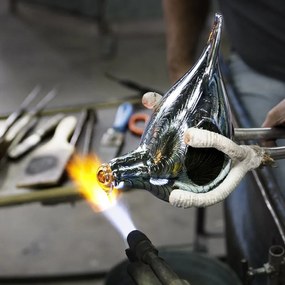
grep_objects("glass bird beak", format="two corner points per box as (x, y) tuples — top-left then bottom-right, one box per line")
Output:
(97, 163), (114, 192)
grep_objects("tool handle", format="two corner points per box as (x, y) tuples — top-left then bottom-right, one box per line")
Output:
(265, 146), (285, 160)
(37, 113), (65, 137)
(8, 116), (38, 150)
(113, 102), (133, 132)
(0, 110), (23, 138)
(234, 127), (285, 141)
(70, 110), (88, 146)
(8, 135), (39, 159)
(5, 114), (34, 142)
(53, 116), (77, 143)
(82, 109), (96, 154)
(8, 114), (64, 159)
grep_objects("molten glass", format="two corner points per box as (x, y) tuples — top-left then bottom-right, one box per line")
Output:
(67, 154), (119, 212)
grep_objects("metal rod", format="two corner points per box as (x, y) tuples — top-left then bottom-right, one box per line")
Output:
(0, 186), (80, 207)
(234, 127), (285, 141)
(265, 147), (285, 160)
(70, 109), (88, 147)
(82, 109), (97, 155)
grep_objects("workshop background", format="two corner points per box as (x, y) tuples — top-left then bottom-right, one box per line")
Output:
(0, 1), (228, 284)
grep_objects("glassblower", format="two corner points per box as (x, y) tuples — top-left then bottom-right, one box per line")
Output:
(96, 13), (284, 208)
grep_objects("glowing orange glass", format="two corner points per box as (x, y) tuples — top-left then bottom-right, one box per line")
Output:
(67, 154), (119, 212)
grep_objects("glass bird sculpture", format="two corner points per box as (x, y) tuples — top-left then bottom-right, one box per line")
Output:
(97, 13), (234, 203)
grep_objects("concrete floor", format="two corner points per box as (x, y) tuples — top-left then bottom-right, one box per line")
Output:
(0, 2), (226, 284)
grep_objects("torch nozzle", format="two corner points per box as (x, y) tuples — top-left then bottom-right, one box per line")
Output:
(126, 230), (190, 285)
(97, 163), (114, 192)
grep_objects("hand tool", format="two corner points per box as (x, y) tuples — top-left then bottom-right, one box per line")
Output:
(40, 110), (96, 205)
(17, 115), (77, 188)
(69, 108), (97, 155)
(69, 109), (89, 147)
(6, 88), (57, 142)
(82, 109), (97, 155)
(0, 88), (56, 160)
(99, 102), (133, 162)
(8, 113), (65, 159)
(0, 85), (41, 139)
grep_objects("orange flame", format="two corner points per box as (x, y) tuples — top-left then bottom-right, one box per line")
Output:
(67, 154), (119, 212)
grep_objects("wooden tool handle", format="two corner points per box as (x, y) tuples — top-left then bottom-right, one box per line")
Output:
(53, 116), (77, 143)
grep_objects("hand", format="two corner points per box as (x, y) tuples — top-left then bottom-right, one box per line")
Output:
(262, 99), (285, 127)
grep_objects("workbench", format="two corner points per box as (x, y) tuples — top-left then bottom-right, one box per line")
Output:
(0, 97), (142, 207)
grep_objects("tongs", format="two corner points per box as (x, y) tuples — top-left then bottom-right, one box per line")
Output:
(0, 86), (56, 159)
(234, 127), (285, 160)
